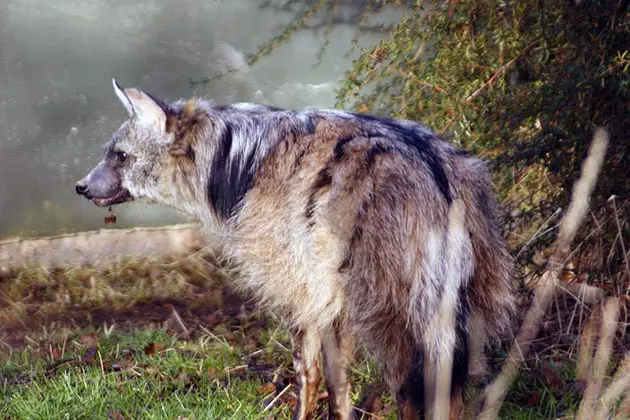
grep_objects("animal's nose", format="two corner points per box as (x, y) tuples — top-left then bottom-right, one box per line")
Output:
(75, 182), (89, 196)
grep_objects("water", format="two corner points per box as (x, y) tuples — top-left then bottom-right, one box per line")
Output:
(0, 0), (399, 238)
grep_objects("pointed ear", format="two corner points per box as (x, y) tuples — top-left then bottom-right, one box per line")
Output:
(126, 90), (168, 133)
(112, 79), (134, 117)
(112, 79), (168, 132)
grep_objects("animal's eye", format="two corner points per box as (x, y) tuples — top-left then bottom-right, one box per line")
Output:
(116, 151), (128, 162)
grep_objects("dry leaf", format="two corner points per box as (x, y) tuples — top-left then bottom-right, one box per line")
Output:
(257, 382), (276, 394)
(79, 332), (99, 346)
(107, 410), (125, 420)
(144, 342), (165, 357)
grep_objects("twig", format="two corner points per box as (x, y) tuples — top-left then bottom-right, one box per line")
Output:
(516, 207), (563, 260)
(263, 383), (292, 412)
(595, 351), (630, 419)
(352, 405), (384, 419)
(577, 298), (621, 420)
(169, 305), (189, 337)
(225, 365), (247, 373)
(478, 128), (609, 419)
(464, 41), (538, 103)
(385, 65), (449, 95)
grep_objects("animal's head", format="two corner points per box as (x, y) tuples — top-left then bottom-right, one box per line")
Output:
(76, 80), (198, 210)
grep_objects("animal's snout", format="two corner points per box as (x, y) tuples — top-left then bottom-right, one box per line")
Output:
(75, 181), (90, 197)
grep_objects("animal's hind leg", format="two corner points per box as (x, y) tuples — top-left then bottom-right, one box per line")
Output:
(424, 313), (462, 420)
(321, 323), (354, 419)
(396, 367), (425, 420)
(378, 338), (424, 419)
(424, 292), (470, 420)
(291, 326), (322, 420)
(448, 301), (470, 420)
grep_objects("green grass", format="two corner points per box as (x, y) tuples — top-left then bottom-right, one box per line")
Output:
(0, 324), (586, 420)
(499, 364), (583, 419)
(1, 328), (293, 419)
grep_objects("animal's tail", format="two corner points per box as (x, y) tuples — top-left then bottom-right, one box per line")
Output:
(452, 157), (516, 384)
(407, 177), (514, 418)
(413, 199), (474, 418)
(398, 198), (474, 419)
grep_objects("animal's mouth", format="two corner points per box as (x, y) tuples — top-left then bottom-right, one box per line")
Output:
(90, 189), (133, 207)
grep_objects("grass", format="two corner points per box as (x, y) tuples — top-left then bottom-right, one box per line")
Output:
(499, 363), (583, 419)
(0, 254), (626, 419)
(1, 328), (291, 419)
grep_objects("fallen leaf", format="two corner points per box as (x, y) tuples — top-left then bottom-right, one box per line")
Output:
(145, 366), (161, 377)
(104, 207), (117, 225)
(79, 332), (99, 346)
(107, 410), (125, 420)
(121, 349), (135, 359)
(527, 390), (542, 406)
(202, 313), (223, 327)
(256, 382), (276, 394)
(245, 337), (258, 350)
(144, 342), (165, 357)
(541, 364), (565, 390)
(104, 215), (117, 225)
(81, 346), (97, 363)
(282, 393), (297, 408)
(51, 346), (63, 360)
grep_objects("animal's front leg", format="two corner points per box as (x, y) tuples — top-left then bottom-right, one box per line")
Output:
(291, 326), (322, 420)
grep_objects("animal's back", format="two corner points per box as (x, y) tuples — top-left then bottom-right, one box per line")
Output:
(232, 108), (513, 336)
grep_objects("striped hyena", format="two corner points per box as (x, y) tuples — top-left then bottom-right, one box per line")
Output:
(76, 80), (515, 419)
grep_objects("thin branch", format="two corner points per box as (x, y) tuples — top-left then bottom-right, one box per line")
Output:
(577, 298), (621, 420)
(464, 41), (539, 103)
(595, 350), (630, 419)
(478, 127), (610, 419)
(385, 65), (449, 95)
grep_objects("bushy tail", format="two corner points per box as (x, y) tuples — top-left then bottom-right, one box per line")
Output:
(420, 199), (474, 360)
(435, 200), (475, 418)
(407, 199), (475, 419)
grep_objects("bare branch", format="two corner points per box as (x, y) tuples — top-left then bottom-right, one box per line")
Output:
(478, 127), (609, 419)
(577, 298), (621, 420)
(595, 351), (630, 419)
(463, 42), (538, 103)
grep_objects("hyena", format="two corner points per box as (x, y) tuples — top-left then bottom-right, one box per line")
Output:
(76, 80), (515, 419)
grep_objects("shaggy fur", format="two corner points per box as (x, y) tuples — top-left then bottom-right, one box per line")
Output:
(76, 81), (515, 420)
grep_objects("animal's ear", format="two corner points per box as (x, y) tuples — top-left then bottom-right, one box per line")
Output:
(113, 79), (134, 117)
(112, 79), (167, 132)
